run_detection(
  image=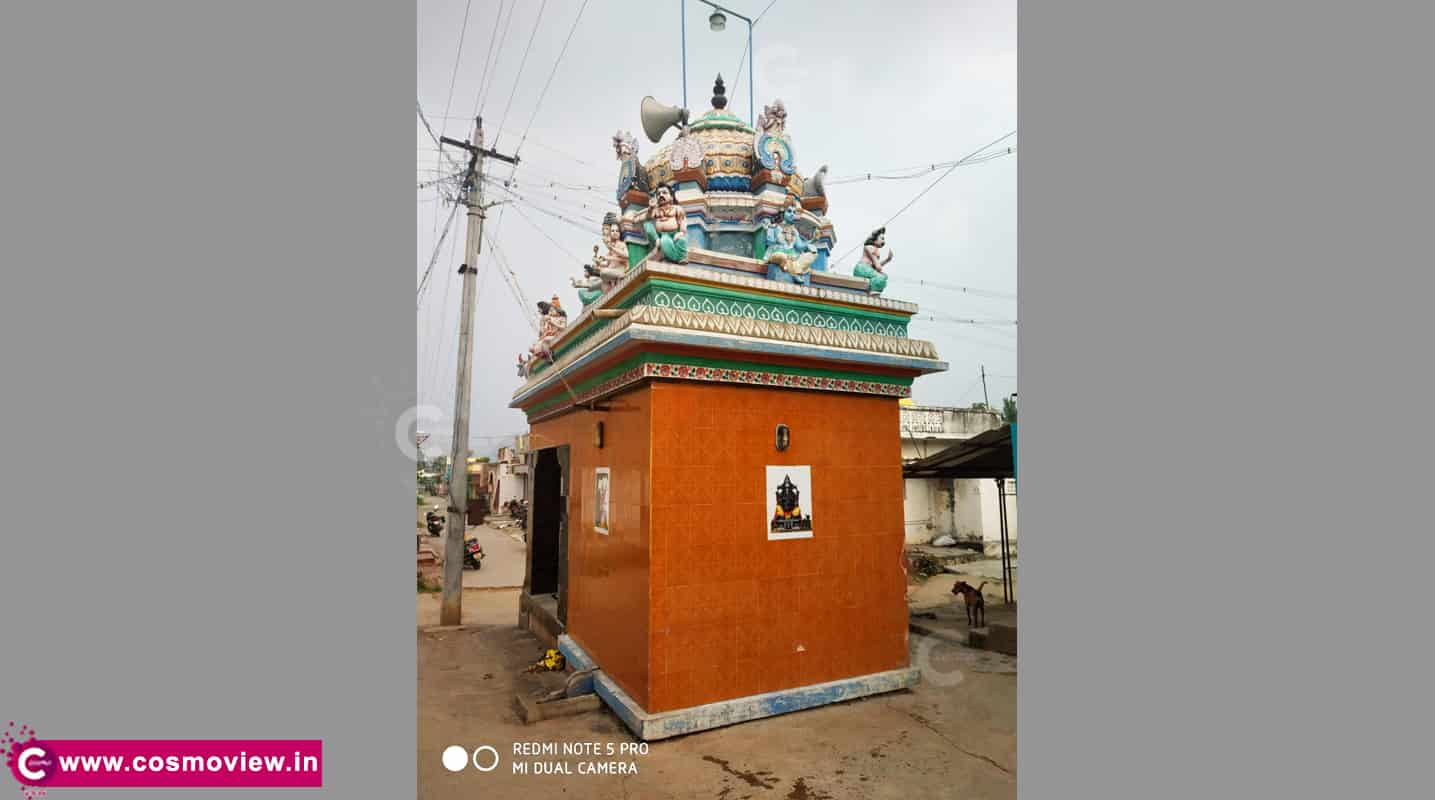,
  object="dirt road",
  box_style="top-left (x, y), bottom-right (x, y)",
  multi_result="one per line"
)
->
top-left (417, 590), bottom-right (1015, 799)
